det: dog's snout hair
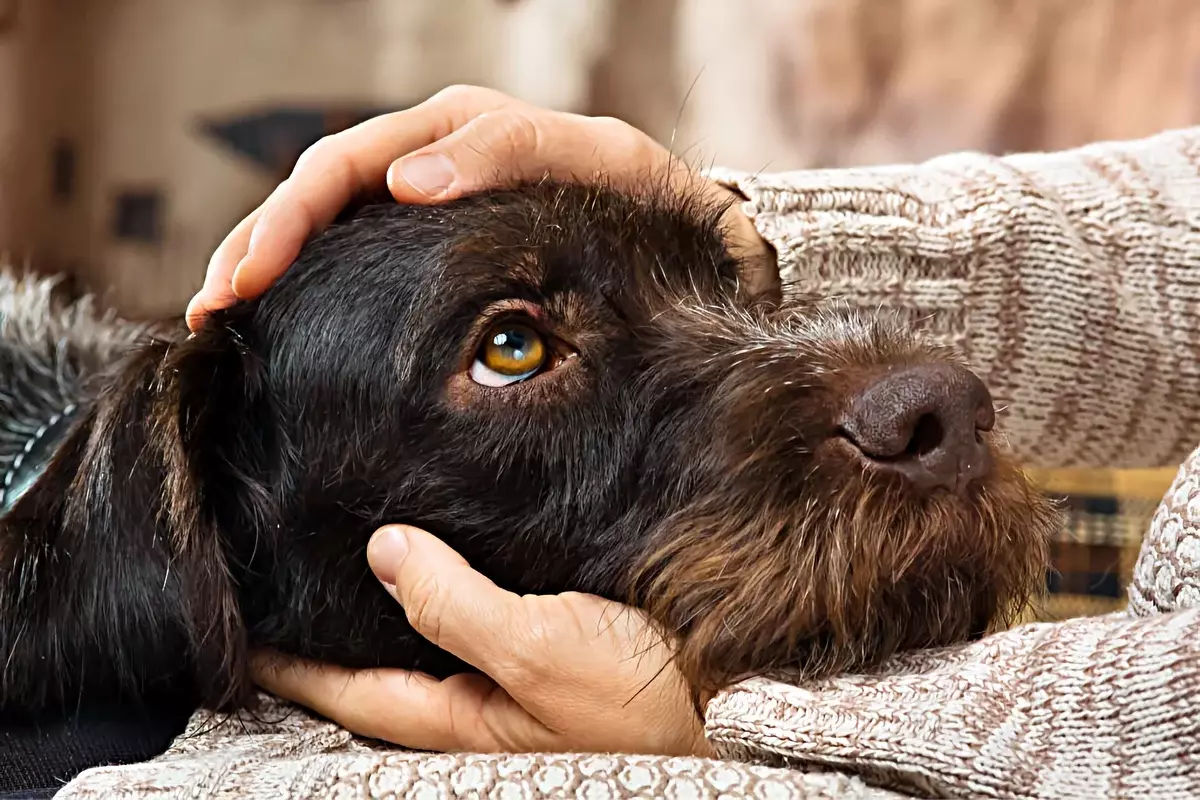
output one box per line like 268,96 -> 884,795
625,297 -> 1054,691
0,179 -> 1059,728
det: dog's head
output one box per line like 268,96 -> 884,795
10,179 -> 1057,713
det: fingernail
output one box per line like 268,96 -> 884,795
368,526 -> 411,588
399,154 -> 455,197
184,298 -> 207,332
230,256 -> 254,298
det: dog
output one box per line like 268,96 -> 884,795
0,179 -> 1058,790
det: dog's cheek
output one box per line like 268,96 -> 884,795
625,499 -> 820,693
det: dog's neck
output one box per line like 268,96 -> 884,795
0,351 -> 205,792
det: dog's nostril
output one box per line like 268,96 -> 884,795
905,413 -> 945,458
838,363 -> 995,494
836,412 -> 944,460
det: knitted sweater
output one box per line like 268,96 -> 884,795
56,129 -> 1200,799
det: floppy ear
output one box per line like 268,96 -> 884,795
152,315 -> 273,709
51,312 -> 271,711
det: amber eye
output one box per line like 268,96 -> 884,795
470,322 -> 548,387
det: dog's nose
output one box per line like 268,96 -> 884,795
837,363 -> 996,493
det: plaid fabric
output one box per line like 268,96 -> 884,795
1033,469 -> 1172,622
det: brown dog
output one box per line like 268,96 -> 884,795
0,179 -> 1059,789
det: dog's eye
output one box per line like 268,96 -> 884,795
470,322 -> 547,387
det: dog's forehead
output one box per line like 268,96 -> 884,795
257,184 -> 740,377
429,184 -> 738,315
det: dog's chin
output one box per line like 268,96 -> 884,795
628,437 -> 1058,695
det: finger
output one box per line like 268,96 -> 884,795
227,89 -> 517,301
385,111 -> 667,205
192,87 -> 517,316
368,526 -> 531,682
250,651 -> 548,753
185,206 -> 263,330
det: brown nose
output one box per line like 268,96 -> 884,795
837,363 -> 996,493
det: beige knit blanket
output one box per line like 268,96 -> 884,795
58,128 -> 1200,799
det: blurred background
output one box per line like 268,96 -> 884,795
2,0 -> 1198,618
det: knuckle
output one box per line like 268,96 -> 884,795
588,115 -> 631,135
291,132 -> 342,173
404,572 -> 446,645
431,83 -> 491,106
584,115 -> 662,173
487,110 -> 542,160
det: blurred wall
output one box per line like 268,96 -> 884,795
671,0 -> 1200,170
0,0 -> 95,276
0,0 -> 613,318
89,0 -> 382,315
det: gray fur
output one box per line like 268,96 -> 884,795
0,267 -> 154,509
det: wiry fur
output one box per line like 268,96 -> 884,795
0,180 -> 1059,732
627,301 -> 1055,692
0,272 -> 157,510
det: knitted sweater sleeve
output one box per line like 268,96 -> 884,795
703,442 -> 1200,799
708,127 -> 1200,470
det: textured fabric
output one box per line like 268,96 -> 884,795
59,129 -> 1200,798
53,694 -> 901,800
0,702 -> 194,798
1129,445 -> 1200,617
1039,489 -> 1161,621
705,601 -> 1200,799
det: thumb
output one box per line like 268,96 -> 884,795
367,525 -> 526,680
385,110 -> 551,204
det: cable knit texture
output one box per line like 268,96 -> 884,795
1129,444 -> 1200,616
57,129 -> 1200,799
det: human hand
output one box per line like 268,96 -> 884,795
188,85 -> 773,331
251,525 -> 710,757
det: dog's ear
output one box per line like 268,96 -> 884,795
154,316 -> 273,709
53,313 -> 270,711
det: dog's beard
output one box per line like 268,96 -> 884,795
628,446 -> 1056,694
619,298 -> 1059,693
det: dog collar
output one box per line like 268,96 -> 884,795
0,404 -> 77,517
